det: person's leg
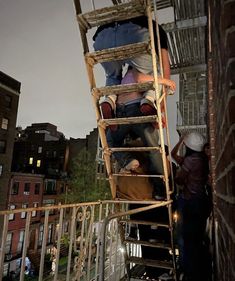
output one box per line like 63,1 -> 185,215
135,123 -> 165,198
107,105 -> 139,169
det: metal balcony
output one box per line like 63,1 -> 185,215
176,100 -> 207,136
0,200 -> 167,281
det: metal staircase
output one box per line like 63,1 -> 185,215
73,0 -> 177,280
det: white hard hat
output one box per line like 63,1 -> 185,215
183,132 -> 205,152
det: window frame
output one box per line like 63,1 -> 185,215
1,118 -> 9,130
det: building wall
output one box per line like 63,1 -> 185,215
208,1 -> 235,280
0,72 -> 20,210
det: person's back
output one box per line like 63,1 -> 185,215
180,151 -> 208,199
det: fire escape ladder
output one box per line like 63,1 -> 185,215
73,0 -> 177,280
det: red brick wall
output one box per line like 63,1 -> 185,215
208,1 -> 235,280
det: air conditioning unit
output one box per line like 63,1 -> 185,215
5,253 -> 12,261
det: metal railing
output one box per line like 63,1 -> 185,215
0,200 -> 166,281
176,100 -> 207,127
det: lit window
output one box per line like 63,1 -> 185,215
1,118 -> 9,130
0,140 -> 6,153
0,164 -> 3,176
9,205 -> 15,221
29,157 -> 33,165
38,146 -> 42,153
36,160 -> 41,167
11,181 -> 19,195
32,203 -> 38,217
21,203 -> 28,219
24,183 -> 30,195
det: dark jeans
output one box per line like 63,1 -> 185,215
177,194 -> 211,281
106,102 -> 165,196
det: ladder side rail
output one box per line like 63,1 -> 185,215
146,0 -> 170,199
150,3 -> 178,279
152,0 -> 176,196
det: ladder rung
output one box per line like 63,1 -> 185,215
77,0 -> 173,30
77,0 -> 146,29
92,81 -> 154,98
127,256 -> 173,270
113,173 -> 164,178
85,42 -> 150,65
124,239 -> 172,250
120,219 -> 170,228
109,147 -> 161,152
98,115 -> 157,126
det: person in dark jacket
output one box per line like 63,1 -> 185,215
174,132 -> 211,281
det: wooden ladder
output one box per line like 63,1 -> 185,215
73,0 -> 178,280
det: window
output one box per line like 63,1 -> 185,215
36,160 -> 41,167
24,183 -> 30,195
38,225 -> 44,246
29,157 -> 33,165
1,118 -> 9,130
48,224 -> 53,244
0,164 -> 2,176
35,183 -> 40,194
3,263 -> 9,277
43,199 -> 55,215
38,146 -> 42,153
17,230 -> 25,253
0,140 -> 6,153
11,181 -> 19,195
21,203 -> 28,219
9,205 -> 15,221
44,179 -> 56,194
5,233 -> 13,254
5,95 -> 12,108
32,203 -> 38,217
53,151 -> 57,157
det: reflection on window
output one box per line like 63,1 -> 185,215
29,157 -> 33,165
1,118 -> 9,130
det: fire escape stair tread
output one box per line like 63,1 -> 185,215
98,115 -> 158,126
77,0 -> 172,30
108,146 -> 161,152
127,256 -> 174,269
85,42 -> 150,65
92,81 -> 154,98
124,238 -> 172,250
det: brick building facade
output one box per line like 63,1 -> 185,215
0,71 -> 20,211
208,1 -> 235,280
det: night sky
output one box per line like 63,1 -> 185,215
0,0 -> 178,144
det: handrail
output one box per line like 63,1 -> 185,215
98,201 -> 172,281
